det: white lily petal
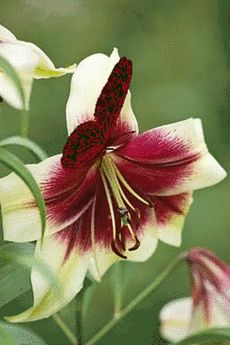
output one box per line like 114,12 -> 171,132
0,24 -> 16,41
127,209 -> 158,262
0,24 -> 75,109
0,43 -> 39,109
156,193 -> 193,247
117,118 -> 226,196
155,118 -> 227,194
0,155 -> 61,242
88,249 -> 119,282
21,41 -> 76,79
66,47 -> 138,135
160,297 -> 192,342
6,234 -> 89,322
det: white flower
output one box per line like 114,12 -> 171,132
0,24 -> 76,109
0,50 -> 226,322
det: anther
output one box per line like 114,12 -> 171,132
111,239 -> 127,259
128,235 -> 141,251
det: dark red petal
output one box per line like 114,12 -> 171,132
61,121 -> 105,169
113,154 -> 193,195
42,162 -> 98,228
94,57 -> 132,134
55,206 -> 92,261
115,126 -> 191,164
54,171 -> 154,260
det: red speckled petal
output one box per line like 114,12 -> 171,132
94,56 -> 132,134
61,121 -> 105,169
62,57 -> 133,169
66,49 -> 138,137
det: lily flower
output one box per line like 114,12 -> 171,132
0,49 -> 226,322
0,24 -> 75,109
160,248 -> 230,342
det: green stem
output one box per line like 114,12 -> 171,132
20,110 -> 30,138
52,313 -> 76,345
75,291 -> 83,345
112,262 -> 123,319
85,256 -> 182,345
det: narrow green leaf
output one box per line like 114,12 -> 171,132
0,321 -> 48,345
0,243 -> 62,300
0,243 -> 33,308
0,323 -> 16,345
109,262 -> 135,317
171,328 -> 230,345
0,55 -> 25,109
0,147 -> 46,241
82,278 -> 96,320
0,136 -> 48,161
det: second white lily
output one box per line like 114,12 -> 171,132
0,24 -> 76,109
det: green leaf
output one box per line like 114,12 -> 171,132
82,281 -> 97,320
171,328 -> 230,345
0,243 -> 62,301
0,136 -> 48,161
0,323 -> 16,345
109,262 -> 135,316
0,321 -> 48,345
0,243 -> 33,308
0,147 -> 46,241
0,55 -> 25,109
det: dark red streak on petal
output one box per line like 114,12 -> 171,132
27,163 -> 99,228
55,174 -> 152,261
150,193 -> 190,225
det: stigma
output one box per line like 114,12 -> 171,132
99,155 -> 151,259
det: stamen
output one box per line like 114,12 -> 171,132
116,181 -> 136,212
100,155 -> 142,258
100,171 -> 117,241
118,230 -> 126,251
111,239 -> 127,259
128,235 -> 140,251
113,163 -> 151,207
126,223 -> 141,251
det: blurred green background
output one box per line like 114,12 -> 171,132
0,0 -> 229,344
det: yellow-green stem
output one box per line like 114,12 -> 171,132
20,110 -> 30,138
